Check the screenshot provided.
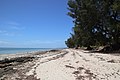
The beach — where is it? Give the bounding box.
[0,49,120,80]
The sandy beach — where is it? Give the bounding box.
[0,49,120,80]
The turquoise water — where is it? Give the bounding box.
[0,48,52,54]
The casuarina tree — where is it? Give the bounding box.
[66,0,120,51]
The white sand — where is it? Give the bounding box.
[26,49,120,80]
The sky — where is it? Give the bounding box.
[0,0,73,48]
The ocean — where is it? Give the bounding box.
[0,48,52,54]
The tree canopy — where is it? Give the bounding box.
[65,0,120,50]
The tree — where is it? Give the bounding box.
[65,34,75,48]
[67,0,99,48]
[66,0,120,51]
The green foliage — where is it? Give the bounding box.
[65,35,75,48]
[65,0,120,49]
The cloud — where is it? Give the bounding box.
[7,21,20,26]
[0,30,15,36]
[7,21,25,30]
[0,40,66,48]
[25,40,63,44]
[0,40,11,46]
[0,21,25,30]
[0,30,7,33]
[0,21,25,36]
[10,26,25,30]
[0,40,20,47]
[21,40,65,48]
[0,40,9,44]
[0,30,8,35]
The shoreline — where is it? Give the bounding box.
[0,48,58,60]
[0,51,44,60]
[0,47,55,55]
[0,49,120,80]
[0,49,64,80]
